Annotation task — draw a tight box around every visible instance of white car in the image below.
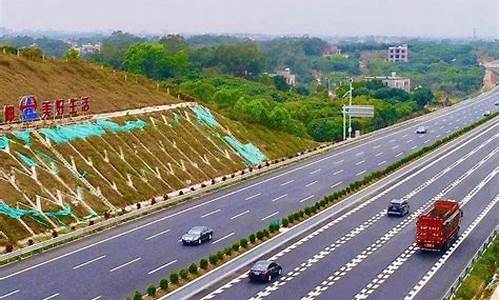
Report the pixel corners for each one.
[416,126,427,134]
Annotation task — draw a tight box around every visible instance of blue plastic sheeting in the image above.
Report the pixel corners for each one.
[223,135,267,166]
[0,202,71,219]
[95,119,146,132]
[16,152,36,167]
[0,136,9,150]
[13,130,31,146]
[191,105,219,128]
[38,119,147,144]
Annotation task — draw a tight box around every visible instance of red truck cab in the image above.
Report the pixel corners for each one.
[416,200,462,251]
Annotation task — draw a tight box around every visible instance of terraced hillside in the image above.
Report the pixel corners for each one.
[0,55,317,247]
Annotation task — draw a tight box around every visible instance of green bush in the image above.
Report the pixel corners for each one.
[240,238,248,248]
[189,263,198,274]
[282,218,289,227]
[262,229,269,238]
[293,212,300,221]
[169,272,179,284]
[256,231,264,240]
[133,291,142,300]
[209,254,218,265]
[224,247,233,256]
[147,284,156,297]
[199,258,208,269]
[287,214,294,224]
[179,268,188,279]
[217,251,224,261]
[304,206,312,215]
[159,278,169,290]
[232,242,240,252]
[249,233,256,243]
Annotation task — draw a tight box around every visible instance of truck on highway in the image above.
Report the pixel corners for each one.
[416,200,463,251]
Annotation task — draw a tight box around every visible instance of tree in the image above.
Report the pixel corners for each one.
[412,87,434,107]
[273,75,289,91]
[64,48,80,60]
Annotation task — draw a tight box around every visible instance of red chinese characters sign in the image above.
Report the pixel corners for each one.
[2,96,91,123]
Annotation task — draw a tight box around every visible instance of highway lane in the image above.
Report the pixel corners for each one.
[195,117,499,300]
[0,89,497,300]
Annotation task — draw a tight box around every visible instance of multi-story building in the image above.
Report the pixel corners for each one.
[276,67,296,86]
[387,44,409,63]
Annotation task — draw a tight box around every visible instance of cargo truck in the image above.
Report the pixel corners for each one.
[416,200,462,251]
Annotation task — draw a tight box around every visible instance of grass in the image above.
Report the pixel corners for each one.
[454,237,499,300]
[0,54,179,114]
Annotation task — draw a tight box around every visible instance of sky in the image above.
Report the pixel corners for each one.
[0,0,498,38]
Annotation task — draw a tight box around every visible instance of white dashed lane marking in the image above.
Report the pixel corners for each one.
[299,195,315,203]
[377,161,386,166]
[330,181,343,189]
[375,152,383,157]
[245,193,262,201]
[211,232,235,245]
[200,209,221,218]
[356,170,366,176]
[42,293,60,300]
[271,194,287,202]
[333,169,344,175]
[261,211,280,221]
[109,257,141,273]
[355,160,365,165]
[0,290,20,299]
[72,255,106,270]
[280,180,294,186]
[309,168,321,175]
[305,181,318,187]
[230,210,250,220]
[147,259,178,275]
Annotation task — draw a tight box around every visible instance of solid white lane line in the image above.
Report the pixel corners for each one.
[355,160,365,165]
[244,193,262,201]
[211,232,235,245]
[42,293,60,300]
[355,151,364,156]
[395,152,403,157]
[145,229,171,240]
[72,255,106,270]
[280,180,294,186]
[330,181,343,188]
[200,209,222,219]
[375,152,383,157]
[378,160,386,166]
[271,194,287,202]
[147,259,178,275]
[305,181,318,187]
[0,290,20,299]
[261,211,280,221]
[109,257,141,273]
[230,210,250,220]
[356,170,366,176]
[309,168,321,175]
[333,169,344,176]
[299,195,315,203]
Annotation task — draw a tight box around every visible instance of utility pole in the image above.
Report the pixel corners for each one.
[348,78,353,139]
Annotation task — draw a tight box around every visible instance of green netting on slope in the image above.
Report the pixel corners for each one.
[95,119,146,132]
[223,135,267,166]
[191,105,219,128]
[13,130,31,146]
[38,119,147,144]
[16,152,36,167]
[0,136,9,150]
[0,202,72,219]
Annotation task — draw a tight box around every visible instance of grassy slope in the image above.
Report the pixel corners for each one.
[0,55,317,246]
[0,54,180,113]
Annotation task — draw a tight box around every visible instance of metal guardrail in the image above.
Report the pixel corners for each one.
[441,227,499,300]
[0,88,496,264]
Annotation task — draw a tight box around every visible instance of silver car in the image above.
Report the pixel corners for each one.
[416,126,427,134]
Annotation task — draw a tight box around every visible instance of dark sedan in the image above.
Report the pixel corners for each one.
[248,260,282,282]
[181,226,213,245]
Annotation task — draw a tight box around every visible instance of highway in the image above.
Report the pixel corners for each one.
[0,89,497,300]
[195,117,499,300]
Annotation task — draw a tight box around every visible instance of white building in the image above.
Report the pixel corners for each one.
[276,67,296,86]
[365,72,411,93]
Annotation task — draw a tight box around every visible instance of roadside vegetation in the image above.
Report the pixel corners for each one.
[453,236,499,300]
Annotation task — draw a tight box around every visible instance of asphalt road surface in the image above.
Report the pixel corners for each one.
[195,117,499,300]
[0,89,497,300]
